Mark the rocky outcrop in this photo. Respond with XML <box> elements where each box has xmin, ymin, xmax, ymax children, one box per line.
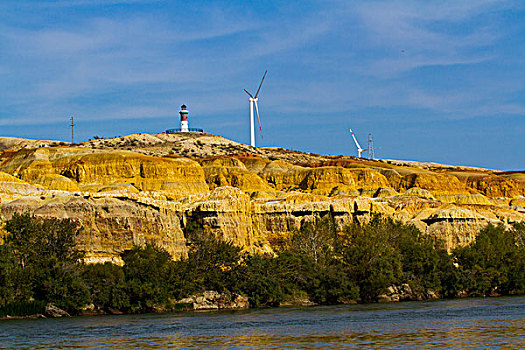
<box><xmin>0</xmin><ymin>194</ymin><xmax>186</xmax><ymax>263</ymax></box>
<box><xmin>44</xmin><ymin>304</ymin><xmax>70</xmax><ymax>318</ymax></box>
<box><xmin>510</xmin><ymin>196</ymin><xmax>525</xmax><ymax>212</ymax></box>
<box><xmin>466</xmin><ymin>175</ymin><xmax>525</xmax><ymax>198</ymax></box>
<box><xmin>399</xmin><ymin>172</ymin><xmax>470</xmax><ymax>196</ymax></box>
<box><xmin>0</xmin><ymin>134</ymin><xmax>524</xmax><ymax>261</ymax></box>
<box><xmin>0</xmin><ymin>147</ymin><xmax>209</xmax><ymax>199</ymax></box>
<box><xmin>200</xmin><ymin>157</ymin><xmax>270</xmax><ymax>192</ymax></box>
<box><xmin>34</xmin><ymin>174</ymin><xmax>80</xmax><ymax>192</ymax></box>
<box><xmin>0</xmin><ymin>172</ymin><xmax>41</xmax><ymax>201</ymax></box>
<box><xmin>178</xmin><ymin>291</ymin><xmax>249</xmax><ymax>310</ymax></box>
<box><xmin>377</xmin><ymin>284</ymin><xmax>439</xmax><ymax>302</ymax></box>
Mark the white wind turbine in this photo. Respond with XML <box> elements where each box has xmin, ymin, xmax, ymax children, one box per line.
<box><xmin>244</xmin><ymin>70</ymin><xmax>267</xmax><ymax>147</ymax></box>
<box><xmin>348</xmin><ymin>127</ymin><xmax>368</xmax><ymax>158</ymax></box>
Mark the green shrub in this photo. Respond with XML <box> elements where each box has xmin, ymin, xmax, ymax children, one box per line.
<box><xmin>83</xmin><ymin>263</ymin><xmax>129</xmax><ymax>311</ymax></box>
<box><xmin>180</xmin><ymin>231</ymin><xmax>242</xmax><ymax>295</ymax></box>
<box><xmin>454</xmin><ymin>223</ymin><xmax>525</xmax><ymax>296</ymax></box>
<box><xmin>0</xmin><ymin>300</ymin><xmax>47</xmax><ymax>317</ymax></box>
<box><xmin>1</xmin><ymin>213</ymin><xmax>88</xmax><ymax>312</ymax></box>
<box><xmin>122</xmin><ymin>244</ymin><xmax>175</xmax><ymax>312</ymax></box>
<box><xmin>235</xmin><ymin>254</ymin><xmax>283</xmax><ymax>307</ymax></box>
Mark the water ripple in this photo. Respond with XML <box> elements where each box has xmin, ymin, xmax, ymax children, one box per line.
<box><xmin>1</xmin><ymin>296</ymin><xmax>524</xmax><ymax>349</ymax></box>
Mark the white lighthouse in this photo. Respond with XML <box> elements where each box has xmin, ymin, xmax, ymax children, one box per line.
<box><xmin>179</xmin><ymin>104</ymin><xmax>189</xmax><ymax>132</ymax></box>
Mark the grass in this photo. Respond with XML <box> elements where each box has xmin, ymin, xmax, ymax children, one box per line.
<box><xmin>0</xmin><ymin>300</ymin><xmax>47</xmax><ymax>317</ymax></box>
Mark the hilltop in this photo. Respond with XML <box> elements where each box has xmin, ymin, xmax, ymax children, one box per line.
<box><xmin>1</xmin><ymin>133</ymin><xmax>524</xmax><ymax>263</ymax></box>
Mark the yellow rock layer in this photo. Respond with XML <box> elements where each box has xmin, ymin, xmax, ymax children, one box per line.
<box><xmin>34</xmin><ymin>174</ymin><xmax>80</xmax><ymax>192</ymax></box>
<box><xmin>200</xmin><ymin>157</ymin><xmax>271</xmax><ymax>192</ymax></box>
<box><xmin>0</xmin><ymin>171</ymin><xmax>41</xmax><ymax>201</ymax></box>
<box><xmin>0</xmin><ymin>137</ymin><xmax>524</xmax><ymax>261</ymax></box>
<box><xmin>1</xmin><ymin>148</ymin><xmax>209</xmax><ymax>199</ymax></box>
<box><xmin>510</xmin><ymin>196</ymin><xmax>525</xmax><ymax>208</ymax></box>
<box><xmin>465</xmin><ymin>175</ymin><xmax>525</xmax><ymax>198</ymax></box>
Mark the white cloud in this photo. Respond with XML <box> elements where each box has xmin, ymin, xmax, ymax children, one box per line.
<box><xmin>348</xmin><ymin>1</ymin><xmax>509</xmax><ymax>75</ymax></box>
<box><xmin>0</xmin><ymin>0</ymin><xmax>523</xmax><ymax>134</ymax></box>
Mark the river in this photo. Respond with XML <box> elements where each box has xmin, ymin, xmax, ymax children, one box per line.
<box><xmin>1</xmin><ymin>296</ymin><xmax>524</xmax><ymax>349</ymax></box>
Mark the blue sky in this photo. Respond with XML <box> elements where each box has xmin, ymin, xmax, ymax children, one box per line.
<box><xmin>0</xmin><ymin>0</ymin><xmax>524</xmax><ymax>170</ymax></box>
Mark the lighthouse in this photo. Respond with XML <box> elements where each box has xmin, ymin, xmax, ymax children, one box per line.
<box><xmin>179</xmin><ymin>104</ymin><xmax>189</xmax><ymax>132</ymax></box>
<box><xmin>166</xmin><ymin>104</ymin><xmax>205</xmax><ymax>134</ymax></box>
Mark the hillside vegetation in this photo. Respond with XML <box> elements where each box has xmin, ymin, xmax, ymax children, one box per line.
<box><xmin>1</xmin><ymin>214</ymin><xmax>523</xmax><ymax>316</ymax></box>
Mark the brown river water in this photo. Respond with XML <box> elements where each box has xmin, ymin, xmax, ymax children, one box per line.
<box><xmin>1</xmin><ymin>296</ymin><xmax>524</xmax><ymax>349</ymax></box>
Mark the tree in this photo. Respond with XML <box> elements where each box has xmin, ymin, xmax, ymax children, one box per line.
<box><xmin>287</xmin><ymin>216</ymin><xmax>337</xmax><ymax>265</ymax></box>
<box><xmin>121</xmin><ymin>244</ymin><xmax>175</xmax><ymax>312</ymax></box>
<box><xmin>83</xmin><ymin>262</ymin><xmax>129</xmax><ymax>311</ymax></box>
<box><xmin>182</xmin><ymin>231</ymin><xmax>242</xmax><ymax>294</ymax></box>
<box><xmin>454</xmin><ymin>223</ymin><xmax>524</xmax><ymax>296</ymax></box>
<box><xmin>235</xmin><ymin>254</ymin><xmax>283</xmax><ymax>307</ymax></box>
<box><xmin>388</xmin><ymin>219</ymin><xmax>454</xmax><ymax>296</ymax></box>
<box><xmin>1</xmin><ymin>213</ymin><xmax>88</xmax><ymax>311</ymax></box>
<box><xmin>4</xmin><ymin>212</ymin><xmax>81</xmax><ymax>268</ymax></box>
<box><xmin>0</xmin><ymin>242</ymin><xmax>27</xmax><ymax>305</ymax></box>
<box><xmin>339</xmin><ymin>216</ymin><xmax>402</xmax><ymax>302</ymax></box>
<box><xmin>508</xmin><ymin>223</ymin><xmax>525</xmax><ymax>292</ymax></box>
<box><xmin>277</xmin><ymin>216</ymin><xmax>359</xmax><ymax>304</ymax></box>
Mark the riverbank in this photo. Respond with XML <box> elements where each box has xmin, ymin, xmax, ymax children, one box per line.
<box><xmin>3</xmin><ymin>296</ymin><xmax>525</xmax><ymax>349</ymax></box>
<box><xmin>4</xmin><ymin>291</ymin><xmax>522</xmax><ymax>321</ymax></box>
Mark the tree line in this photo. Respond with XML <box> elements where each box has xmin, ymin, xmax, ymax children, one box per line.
<box><xmin>0</xmin><ymin>213</ymin><xmax>524</xmax><ymax>316</ymax></box>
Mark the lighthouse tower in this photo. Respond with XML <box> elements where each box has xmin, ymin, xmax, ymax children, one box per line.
<box><xmin>179</xmin><ymin>104</ymin><xmax>189</xmax><ymax>132</ymax></box>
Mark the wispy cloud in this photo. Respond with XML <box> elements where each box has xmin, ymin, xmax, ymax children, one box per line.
<box><xmin>350</xmin><ymin>1</ymin><xmax>506</xmax><ymax>75</ymax></box>
<box><xmin>0</xmin><ymin>0</ymin><xmax>523</xmax><ymax>168</ymax></box>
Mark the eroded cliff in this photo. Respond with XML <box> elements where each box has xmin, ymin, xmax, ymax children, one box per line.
<box><xmin>1</xmin><ymin>133</ymin><xmax>523</xmax><ymax>262</ymax></box>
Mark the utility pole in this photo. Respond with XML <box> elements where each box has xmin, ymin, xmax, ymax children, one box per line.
<box><xmin>70</xmin><ymin>116</ymin><xmax>75</xmax><ymax>144</ymax></box>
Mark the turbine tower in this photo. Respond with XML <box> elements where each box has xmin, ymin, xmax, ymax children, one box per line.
<box><xmin>244</xmin><ymin>70</ymin><xmax>267</xmax><ymax>147</ymax></box>
<box><xmin>348</xmin><ymin>127</ymin><xmax>368</xmax><ymax>158</ymax></box>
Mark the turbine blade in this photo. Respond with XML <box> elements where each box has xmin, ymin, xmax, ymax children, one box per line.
<box><xmin>348</xmin><ymin>127</ymin><xmax>362</xmax><ymax>150</ymax></box>
<box><xmin>244</xmin><ymin>89</ymin><xmax>254</xmax><ymax>98</ymax></box>
<box><xmin>254</xmin><ymin>100</ymin><xmax>263</xmax><ymax>139</ymax></box>
<box><xmin>254</xmin><ymin>70</ymin><xmax>267</xmax><ymax>98</ymax></box>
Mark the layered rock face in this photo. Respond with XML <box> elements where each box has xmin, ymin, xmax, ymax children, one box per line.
<box><xmin>0</xmin><ymin>134</ymin><xmax>523</xmax><ymax>262</ymax></box>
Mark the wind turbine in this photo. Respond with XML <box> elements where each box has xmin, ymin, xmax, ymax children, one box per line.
<box><xmin>348</xmin><ymin>127</ymin><xmax>368</xmax><ymax>158</ymax></box>
<box><xmin>244</xmin><ymin>70</ymin><xmax>267</xmax><ymax>147</ymax></box>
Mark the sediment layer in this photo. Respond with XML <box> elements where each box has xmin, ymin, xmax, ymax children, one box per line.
<box><xmin>1</xmin><ymin>133</ymin><xmax>523</xmax><ymax>262</ymax></box>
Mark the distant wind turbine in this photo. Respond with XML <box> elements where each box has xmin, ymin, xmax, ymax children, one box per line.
<box><xmin>348</xmin><ymin>127</ymin><xmax>368</xmax><ymax>158</ymax></box>
<box><xmin>244</xmin><ymin>70</ymin><xmax>267</xmax><ymax>147</ymax></box>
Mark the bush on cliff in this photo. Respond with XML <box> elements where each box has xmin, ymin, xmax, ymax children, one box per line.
<box><xmin>0</xmin><ymin>213</ymin><xmax>89</xmax><ymax>313</ymax></box>
<box><xmin>121</xmin><ymin>244</ymin><xmax>175</xmax><ymax>312</ymax></box>
<box><xmin>454</xmin><ymin>223</ymin><xmax>525</xmax><ymax>296</ymax></box>
<box><xmin>82</xmin><ymin>262</ymin><xmax>129</xmax><ymax>311</ymax></box>
<box><xmin>280</xmin><ymin>218</ymin><xmax>360</xmax><ymax>304</ymax></box>
<box><xmin>174</xmin><ymin>231</ymin><xmax>243</xmax><ymax>298</ymax></box>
